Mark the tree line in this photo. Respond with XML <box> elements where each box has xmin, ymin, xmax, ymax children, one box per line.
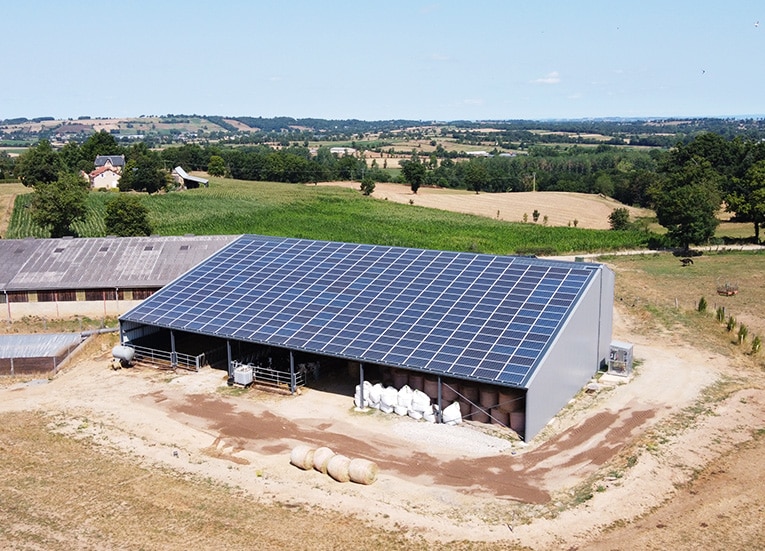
<box><xmin>9</xmin><ymin>130</ymin><xmax>765</xmax><ymax>249</ymax></box>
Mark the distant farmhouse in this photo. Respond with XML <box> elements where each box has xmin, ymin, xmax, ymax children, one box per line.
<box><xmin>86</xmin><ymin>155</ymin><xmax>126</xmax><ymax>190</ymax></box>
<box><xmin>87</xmin><ymin>166</ymin><xmax>121</xmax><ymax>189</ymax></box>
<box><xmin>172</xmin><ymin>166</ymin><xmax>209</xmax><ymax>189</ymax></box>
<box><xmin>94</xmin><ymin>155</ymin><xmax>125</xmax><ymax>171</ymax></box>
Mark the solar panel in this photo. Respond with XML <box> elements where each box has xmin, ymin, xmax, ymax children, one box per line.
<box><xmin>121</xmin><ymin>235</ymin><xmax>601</xmax><ymax>388</ymax></box>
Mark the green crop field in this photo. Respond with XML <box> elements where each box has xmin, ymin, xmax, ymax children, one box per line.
<box><xmin>7</xmin><ymin>178</ymin><xmax>651</xmax><ymax>255</ymax></box>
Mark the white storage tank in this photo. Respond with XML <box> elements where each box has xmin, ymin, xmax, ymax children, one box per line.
<box><xmin>234</xmin><ymin>364</ymin><xmax>254</xmax><ymax>385</ymax></box>
<box><xmin>112</xmin><ymin>345</ymin><xmax>135</xmax><ymax>364</ymax></box>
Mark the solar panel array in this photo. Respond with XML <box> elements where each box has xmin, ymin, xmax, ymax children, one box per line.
<box><xmin>121</xmin><ymin>235</ymin><xmax>599</xmax><ymax>387</ymax></box>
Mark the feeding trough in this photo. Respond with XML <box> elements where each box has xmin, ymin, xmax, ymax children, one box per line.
<box><xmin>716</xmin><ymin>278</ymin><xmax>739</xmax><ymax>297</ymax></box>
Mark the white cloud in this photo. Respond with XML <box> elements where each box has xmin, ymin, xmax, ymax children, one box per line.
<box><xmin>462</xmin><ymin>98</ymin><xmax>483</xmax><ymax>105</ymax></box>
<box><xmin>532</xmin><ymin>71</ymin><xmax>561</xmax><ymax>85</ymax></box>
<box><xmin>429</xmin><ymin>53</ymin><xmax>450</xmax><ymax>62</ymax></box>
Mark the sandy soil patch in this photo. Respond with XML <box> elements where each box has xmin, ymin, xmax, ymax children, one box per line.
<box><xmin>315</xmin><ymin>182</ymin><xmax>652</xmax><ymax>229</ymax></box>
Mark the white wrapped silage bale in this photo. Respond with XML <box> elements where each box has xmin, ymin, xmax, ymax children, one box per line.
<box><xmin>397</xmin><ymin>384</ymin><xmax>413</xmax><ymax>409</ymax></box>
<box><xmin>369</xmin><ymin>383</ymin><xmax>383</xmax><ymax>404</ymax></box>
<box><xmin>422</xmin><ymin>409</ymin><xmax>437</xmax><ymax>423</ymax></box>
<box><xmin>380</xmin><ymin>386</ymin><xmax>398</xmax><ymax>409</ymax></box>
<box><xmin>410</xmin><ymin>389</ymin><xmax>431</xmax><ymax>413</ymax></box>
<box><xmin>354</xmin><ymin>381</ymin><xmax>373</xmax><ymax>408</ymax></box>
<box><xmin>394</xmin><ymin>404</ymin><xmax>408</xmax><ymax>416</ymax></box>
<box><xmin>442</xmin><ymin>401</ymin><xmax>462</xmax><ymax>425</ymax></box>
<box><xmin>407</xmin><ymin>409</ymin><xmax>423</xmax><ymax>420</ymax></box>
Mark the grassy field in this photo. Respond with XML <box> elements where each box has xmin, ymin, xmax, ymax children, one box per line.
<box><xmin>6</xmin><ymin>177</ymin><xmax>651</xmax><ymax>255</ymax></box>
<box><xmin>603</xmin><ymin>249</ymin><xmax>765</xmax><ymax>358</ymax></box>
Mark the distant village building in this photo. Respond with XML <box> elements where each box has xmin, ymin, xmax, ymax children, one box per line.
<box><xmin>330</xmin><ymin>147</ymin><xmax>357</xmax><ymax>156</ymax></box>
<box><xmin>172</xmin><ymin>166</ymin><xmax>209</xmax><ymax>189</ymax></box>
<box><xmin>87</xmin><ymin>166</ymin><xmax>121</xmax><ymax>189</ymax></box>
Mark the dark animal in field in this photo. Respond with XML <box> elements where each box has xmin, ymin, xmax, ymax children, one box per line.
<box><xmin>680</xmin><ymin>258</ymin><xmax>694</xmax><ymax>267</ymax></box>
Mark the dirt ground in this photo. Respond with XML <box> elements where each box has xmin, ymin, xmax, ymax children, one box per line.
<box><xmin>315</xmin><ymin>182</ymin><xmax>653</xmax><ymax>229</ymax></box>
<box><xmin>1</xmin><ymin>298</ymin><xmax>763</xmax><ymax>549</ymax></box>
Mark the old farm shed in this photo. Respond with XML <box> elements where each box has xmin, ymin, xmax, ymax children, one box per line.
<box><xmin>0</xmin><ymin>235</ymin><xmax>236</xmax><ymax>320</ymax></box>
<box><xmin>119</xmin><ymin>235</ymin><xmax>614</xmax><ymax>440</ymax></box>
<box><xmin>0</xmin><ymin>333</ymin><xmax>84</xmax><ymax>375</ymax></box>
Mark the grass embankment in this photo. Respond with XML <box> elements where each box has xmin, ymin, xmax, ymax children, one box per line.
<box><xmin>7</xmin><ymin>178</ymin><xmax>650</xmax><ymax>255</ymax></box>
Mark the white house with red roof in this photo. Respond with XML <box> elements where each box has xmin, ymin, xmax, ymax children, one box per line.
<box><xmin>88</xmin><ymin>166</ymin><xmax>121</xmax><ymax>189</ymax></box>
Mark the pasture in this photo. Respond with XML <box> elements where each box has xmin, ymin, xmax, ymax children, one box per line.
<box><xmin>6</xmin><ymin>178</ymin><xmax>651</xmax><ymax>255</ymax></box>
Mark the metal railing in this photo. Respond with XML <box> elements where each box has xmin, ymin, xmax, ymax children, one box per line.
<box><xmin>128</xmin><ymin>344</ymin><xmax>206</xmax><ymax>372</ymax></box>
<box><xmin>231</xmin><ymin>360</ymin><xmax>305</xmax><ymax>389</ymax></box>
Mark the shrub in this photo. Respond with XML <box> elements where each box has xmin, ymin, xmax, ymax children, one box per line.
<box><xmin>608</xmin><ymin>207</ymin><xmax>630</xmax><ymax>230</ymax></box>
<box><xmin>738</xmin><ymin>324</ymin><xmax>748</xmax><ymax>344</ymax></box>
<box><xmin>359</xmin><ymin>176</ymin><xmax>375</xmax><ymax>196</ymax></box>
<box><xmin>726</xmin><ymin>315</ymin><xmax>736</xmax><ymax>332</ymax></box>
<box><xmin>752</xmin><ymin>336</ymin><xmax>762</xmax><ymax>355</ymax></box>
<box><xmin>715</xmin><ymin>306</ymin><xmax>725</xmax><ymax>323</ymax></box>
<box><xmin>697</xmin><ymin>296</ymin><xmax>707</xmax><ymax>313</ymax></box>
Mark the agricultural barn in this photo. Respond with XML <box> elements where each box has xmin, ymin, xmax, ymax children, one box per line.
<box><xmin>119</xmin><ymin>234</ymin><xmax>614</xmax><ymax>440</ymax></box>
<box><xmin>0</xmin><ymin>235</ymin><xmax>236</xmax><ymax>320</ymax></box>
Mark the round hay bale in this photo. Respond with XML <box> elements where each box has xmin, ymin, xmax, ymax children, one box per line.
<box><xmin>499</xmin><ymin>389</ymin><xmax>524</xmax><ymax>412</ymax></box>
<box><xmin>313</xmin><ymin>446</ymin><xmax>335</xmax><ymax>474</ymax></box>
<box><xmin>470</xmin><ymin>403</ymin><xmax>490</xmax><ymax>423</ymax></box>
<box><xmin>423</xmin><ymin>377</ymin><xmax>439</xmax><ymax>400</ymax></box>
<box><xmin>408</xmin><ymin>372</ymin><xmax>424</xmax><ymax>391</ymax></box>
<box><xmin>327</xmin><ymin>454</ymin><xmax>352</xmax><ymax>483</ymax></box>
<box><xmin>441</xmin><ymin>380</ymin><xmax>459</xmax><ymax>402</ymax></box>
<box><xmin>461</xmin><ymin>384</ymin><xmax>479</xmax><ymax>402</ymax></box>
<box><xmin>490</xmin><ymin>408</ymin><xmax>510</xmax><ymax>427</ymax></box>
<box><xmin>392</xmin><ymin>368</ymin><xmax>408</xmax><ymax>388</ymax></box>
<box><xmin>479</xmin><ymin>386</ymin><xmax>499</xmax><ymax>408</ymax></box>
<box><xmin>349</xmin><ymin>458</ymin><xmax>379</xmax><ymax>485</ymax></box>
<box><xmin>290</xmin><ymin>445</ymin><xmax>315</xmax><ymax>470</ymax></box>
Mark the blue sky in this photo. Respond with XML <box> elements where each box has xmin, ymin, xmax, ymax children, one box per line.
<box><xmin>2</xmin><ymin>1</ymin><xmax>763</xmax><ymax>121</ymax></box>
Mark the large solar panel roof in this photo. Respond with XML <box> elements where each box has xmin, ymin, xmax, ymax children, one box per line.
<box><xmin>121</xmin><ymin>235</ymin><xmax>601</xmax><ymax>388</ymax></box>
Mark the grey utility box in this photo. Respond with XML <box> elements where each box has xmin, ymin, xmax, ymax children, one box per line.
<box><xmin>608</xmin><ymin>341</ymin><xmax>633</xmax><ymax>377</ymax></box>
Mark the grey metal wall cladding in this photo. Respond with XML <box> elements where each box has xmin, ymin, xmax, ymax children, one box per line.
<box><xmin>524</xmin><ymin>267</ymin><xmax>612</xmax><ymax>440</ymax></box>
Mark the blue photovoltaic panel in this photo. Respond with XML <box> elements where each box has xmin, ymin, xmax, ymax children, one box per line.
<box><xmin>121</xmin><ymin>235</ymin><xmax>601</xmax><ymax>388</ymax></box>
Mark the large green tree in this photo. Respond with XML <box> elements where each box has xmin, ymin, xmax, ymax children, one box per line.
<box><xmin>105</xmin><ymin>194</ymin><xmax>152</xmax><ymax>237</ymax></box>
<box><xmin>400</xmin><ymin>157</ymin><xmax>426</xmax><ymax>194</ymax></box>
<box><xmin>120</xmin><ymin>155</ymin><xmax>166</xmax><ymax>194</ymax></box>
<box><xmin>726</xmin><ymin>160</ymin><xmax>765</xmax><ymax>242</ymax></box>
<box><xmin>80</xmin><ymin>130</ymin><xmax>121</xmax><ymax>163</ymax></box>
<box><xmin>653</xmin><ymin>157</ymin><xmax>721</xmax><ymax>251</ymax></box>
<box><xmin>30</xmin><ymin>172</ymin><xmax>88</xmax><ymax>237</ymax></box>
<box><xmin>207</xmin><ymin>155</ymin><xmax>226</xmax><ymax>177</ymax></box>
<box><xmin>15</xmin><ymin>139</ymin><xmax>60</xmax><ymax>186</ymax></box>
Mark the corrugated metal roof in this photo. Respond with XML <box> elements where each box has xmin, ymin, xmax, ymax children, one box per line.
<box><xmin>174</xmin><ymin>166</ymin><xmax>209</xmax><ymax>185</ymax></box>
<box><xmin>0</xmin><ymin>333</ymin><xmax>84</xmax><ymax>358</ymax></box>
<box><xmin>0</xmin><ymin>235</ymin><xmax>238</xmax><ymax>292</ymax></box>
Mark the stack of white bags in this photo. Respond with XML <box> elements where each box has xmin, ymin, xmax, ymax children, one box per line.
<box><xmin>354</xmin><ymin>381</ymin><xmax>461</xmax><ymax>425</ymax></box>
